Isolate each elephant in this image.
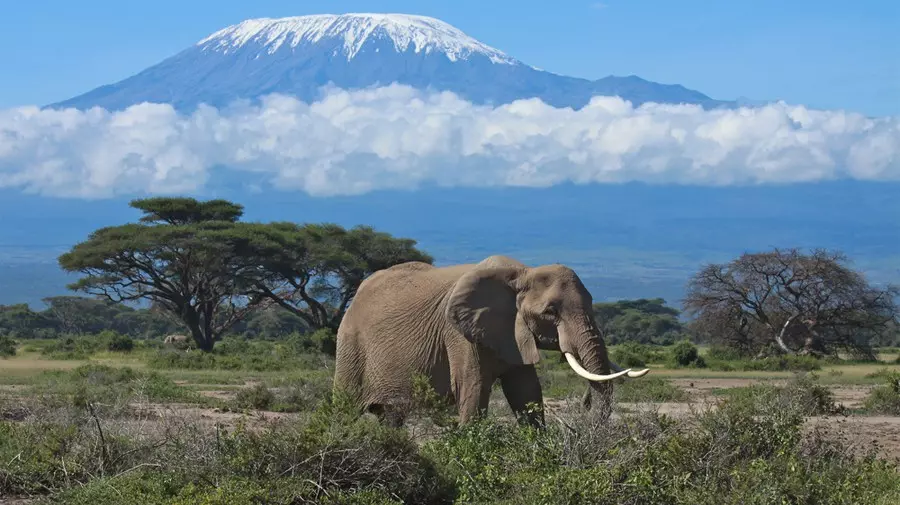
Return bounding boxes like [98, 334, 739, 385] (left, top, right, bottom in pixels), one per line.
[163, 334, 190, 348]
[332, 255, 649, 427]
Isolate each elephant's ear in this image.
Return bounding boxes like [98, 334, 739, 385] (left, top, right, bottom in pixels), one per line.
[445, 267, 541, 366]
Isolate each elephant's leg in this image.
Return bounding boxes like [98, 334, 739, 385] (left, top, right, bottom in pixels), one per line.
[454, 377, 494, 424]
[500, 365, 545, 428]
[447, 336, 504, 424]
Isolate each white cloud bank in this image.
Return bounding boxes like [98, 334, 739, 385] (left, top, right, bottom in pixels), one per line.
[0, 85, 897, 198]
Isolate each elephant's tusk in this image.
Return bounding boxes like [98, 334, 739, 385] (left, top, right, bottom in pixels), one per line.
[609, 360, 651, 378]
[564, 353, 631, 382]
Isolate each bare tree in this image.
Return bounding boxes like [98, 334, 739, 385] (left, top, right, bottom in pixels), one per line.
[684, 248, 898, 360]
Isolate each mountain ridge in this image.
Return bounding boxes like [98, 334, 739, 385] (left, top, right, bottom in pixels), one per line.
[48, 13, 734, 112]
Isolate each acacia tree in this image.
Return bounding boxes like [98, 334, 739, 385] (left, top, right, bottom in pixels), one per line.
[58, 197, 266, 352]
[683, 248, 899, 359]
[226, 222, 433, 333]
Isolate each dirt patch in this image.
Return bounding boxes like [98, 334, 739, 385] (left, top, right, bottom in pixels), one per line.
[128, 402, 295, 427]
[668, 378, 874, 410]
[830, 386, 873, 410]
[197, 389, 236, 401]
[670, 377, 777, 395]
[806, 415, 900, 462]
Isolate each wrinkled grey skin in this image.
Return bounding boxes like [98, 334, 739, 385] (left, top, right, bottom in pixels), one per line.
[333, 255, 615, 427]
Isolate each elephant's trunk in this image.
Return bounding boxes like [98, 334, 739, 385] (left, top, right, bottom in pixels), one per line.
[558, 314, 649, 413]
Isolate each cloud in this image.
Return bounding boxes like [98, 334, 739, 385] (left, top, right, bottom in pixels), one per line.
[0, 85, 898, 198]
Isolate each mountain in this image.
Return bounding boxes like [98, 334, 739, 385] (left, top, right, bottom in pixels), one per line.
[49, 13, 733, 112]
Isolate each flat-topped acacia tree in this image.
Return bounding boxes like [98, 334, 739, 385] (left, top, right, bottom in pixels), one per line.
[58, 197, 264, 351]
[225, 221, 434, 334]
[58, 196, 434, 352]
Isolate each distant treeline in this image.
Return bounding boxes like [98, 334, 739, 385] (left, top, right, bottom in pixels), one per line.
[0, 296, 309, 340]
[0, 294, 686, 345]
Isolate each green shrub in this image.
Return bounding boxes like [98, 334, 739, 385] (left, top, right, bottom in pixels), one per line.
[422, 387, 898, 505]
[269, 374, 334, 413]
[610, 342, 665, 367]
[40, 335, 104, 360]
[717, 373, 842, 416]
[4, 367, 900, 504]
[231, 383, 275, 410]
[31, 364, 201, 409]
[226, 374, 335, 414]
[705, 344, 744, 361]
[101, 331, 134, 352]
[147, 337, 332, 372]
[863, 370, 900, 415]
[1, 394, 454, 503]
[669, 339, 706, 368]
[0, 335, 16, 357]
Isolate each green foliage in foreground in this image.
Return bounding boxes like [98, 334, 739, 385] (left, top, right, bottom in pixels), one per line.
[1, 377, 898, 504]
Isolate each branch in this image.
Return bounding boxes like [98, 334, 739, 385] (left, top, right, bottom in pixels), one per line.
[775, 314, 800, 354]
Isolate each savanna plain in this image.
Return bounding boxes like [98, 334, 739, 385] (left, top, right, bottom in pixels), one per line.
[2, 335, 900, 504]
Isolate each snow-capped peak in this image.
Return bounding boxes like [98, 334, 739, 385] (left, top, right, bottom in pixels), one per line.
[197, 13, 520, 65]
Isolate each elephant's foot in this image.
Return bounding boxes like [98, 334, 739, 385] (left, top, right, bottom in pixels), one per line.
[366, 403, 406, 428]
[513, 405, 546, 429]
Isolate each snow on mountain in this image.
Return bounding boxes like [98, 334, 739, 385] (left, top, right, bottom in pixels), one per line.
[49, 13, 733, 112]
[196, 14, 520, 65]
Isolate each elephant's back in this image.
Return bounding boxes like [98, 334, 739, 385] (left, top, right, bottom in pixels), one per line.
[347, 262, 473, 324]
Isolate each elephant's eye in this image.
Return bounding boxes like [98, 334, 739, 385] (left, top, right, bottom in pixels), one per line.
[541, 304, 559, 317]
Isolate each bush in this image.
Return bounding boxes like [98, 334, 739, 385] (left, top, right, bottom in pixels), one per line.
[3, 387, 899, 504]
[232, 383, 276, 410]
[669, 339, 706, 368]
[0, 335, 16, 357]
[147, 347, 328, 372]
[421, 385, 897, 505]
[1, 393, 455, 503]
[610, 341, 665, 367]
[706, 354, 822, 372]
[40, 335, 105, 360]
[101, 331, 134, 352]
[863, 370, 900, 415]
[30, 364, 202, 410]
[718, 373, 842, 417]
[705, 344, 744, 361]
[285, 328, 338, 356]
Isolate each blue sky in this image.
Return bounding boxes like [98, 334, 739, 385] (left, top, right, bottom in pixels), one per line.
[1, 0, 897, 116]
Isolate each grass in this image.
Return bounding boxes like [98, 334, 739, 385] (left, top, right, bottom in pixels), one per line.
[2, 340, 900, 503]
[3, 381, 898, 504]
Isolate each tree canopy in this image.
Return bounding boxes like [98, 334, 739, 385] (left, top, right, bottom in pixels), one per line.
[57, 197, 432, 351]
[58, 197, 261, 351]
[683, 248, 899, 359]
[225, 221, 433, 332]
[592, 298, 687, 345]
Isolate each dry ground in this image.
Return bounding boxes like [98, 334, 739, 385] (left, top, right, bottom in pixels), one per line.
[3, 356, 900, 485]
[164, 375, 900, 462]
